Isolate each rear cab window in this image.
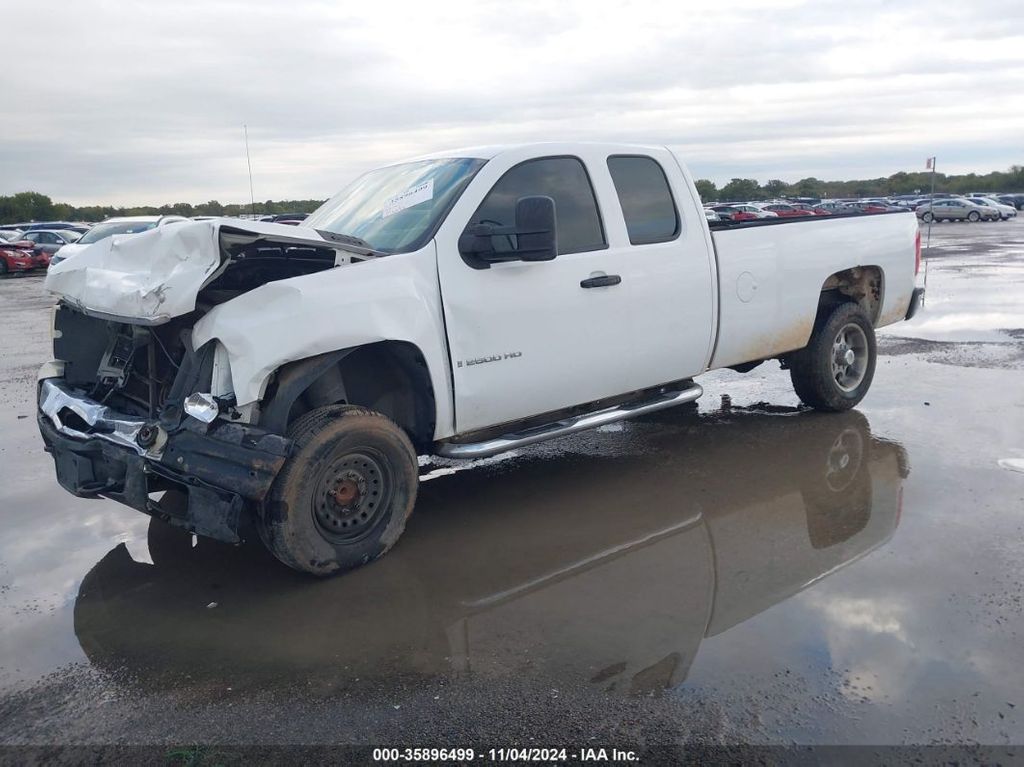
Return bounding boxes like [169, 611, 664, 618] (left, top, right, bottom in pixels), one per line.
[607, 155, 680, 245]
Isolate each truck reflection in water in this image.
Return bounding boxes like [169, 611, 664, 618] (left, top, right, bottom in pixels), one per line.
[73, 408, 908, 696]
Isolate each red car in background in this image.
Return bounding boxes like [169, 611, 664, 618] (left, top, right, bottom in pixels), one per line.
[756, 203, 814, 218]
[790, 203, 832, 216]
[846, 201, 890, 214]
[0, 240, 50, 275]
[709, 205, 759, 221]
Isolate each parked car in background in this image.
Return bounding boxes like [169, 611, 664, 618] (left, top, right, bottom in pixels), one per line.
[14, 221, 85, 234]
[755, 203, 813, 218]
[845, 201, 892, 214]
[917, 198, 1000, 222]
[48, 215, 188, 266]
[892, 198, 929, 211]
[790, 203, 832, 216]
[994, 194, 1024, 210]
[814, 201, 855, 214]
[269, 213, 309, 225]
[967, 197, 1017, 220]
[860, 199, 910, 212]
[729, 204, 778, 219]
[708, 205, 759, 221]
[0, 239, 48, 274]
[20, 229, 81, 256]
[704, 208, 721, 222]
[0, 229, 25, 243]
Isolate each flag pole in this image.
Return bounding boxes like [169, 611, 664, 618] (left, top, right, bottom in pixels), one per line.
[926, 156, 936, 252]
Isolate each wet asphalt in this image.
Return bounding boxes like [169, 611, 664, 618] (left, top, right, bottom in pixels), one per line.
[0, 218, 1022, 750]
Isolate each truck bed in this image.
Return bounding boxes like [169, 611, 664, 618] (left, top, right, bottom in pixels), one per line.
[707, 210, 919, 370]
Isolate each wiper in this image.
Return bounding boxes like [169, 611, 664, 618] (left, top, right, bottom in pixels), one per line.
[314, 230, 384, 257]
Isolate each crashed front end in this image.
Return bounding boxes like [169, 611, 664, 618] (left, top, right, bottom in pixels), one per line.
[37, 308, 291, 542]
[36, 219, 345, 542]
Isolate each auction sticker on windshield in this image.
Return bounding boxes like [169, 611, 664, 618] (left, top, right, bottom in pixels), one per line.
[383, 179, 434, 218]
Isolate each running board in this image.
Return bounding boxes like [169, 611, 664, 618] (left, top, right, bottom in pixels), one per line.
[436, 384, 703, 460]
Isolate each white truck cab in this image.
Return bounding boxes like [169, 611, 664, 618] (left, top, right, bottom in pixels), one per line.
[38, 142, 924, 575]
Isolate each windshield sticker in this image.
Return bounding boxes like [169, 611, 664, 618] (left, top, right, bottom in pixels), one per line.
[382, 179, 434, 218]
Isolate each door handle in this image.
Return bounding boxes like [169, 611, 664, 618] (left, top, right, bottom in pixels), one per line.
[580, 274, 621, 289]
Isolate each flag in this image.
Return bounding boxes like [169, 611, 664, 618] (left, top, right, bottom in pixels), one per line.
[926, 157, 935, 170]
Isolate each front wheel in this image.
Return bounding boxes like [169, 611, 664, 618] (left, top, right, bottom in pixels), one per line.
[920, 211, 934, 223]
[967, 211, 981, 222]
[788, 302, 877, 411]
[258, 405, 419, 576]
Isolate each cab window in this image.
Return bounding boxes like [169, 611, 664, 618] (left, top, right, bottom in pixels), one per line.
[470, 157, 606, 255]
[607, 155, 680, 245]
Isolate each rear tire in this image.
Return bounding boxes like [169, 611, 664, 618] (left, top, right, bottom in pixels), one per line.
[258, 405, 419, 576]
[788, 302, 877, 412]
[968, 211, 980, 222]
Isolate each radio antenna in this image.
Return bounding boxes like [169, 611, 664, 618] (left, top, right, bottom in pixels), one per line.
[244, 124, 256, 219]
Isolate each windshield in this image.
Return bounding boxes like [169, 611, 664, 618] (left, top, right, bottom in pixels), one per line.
[78, 221, 157, 244]
[304, 157, 486, 254]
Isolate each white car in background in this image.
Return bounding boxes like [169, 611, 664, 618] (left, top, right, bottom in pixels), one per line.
[730, 203, 778, 219]
[49, 215, 189, 267]
[967, 197, 1017, 220]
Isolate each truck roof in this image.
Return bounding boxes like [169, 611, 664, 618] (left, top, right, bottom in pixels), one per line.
[410, 141, 673, 163]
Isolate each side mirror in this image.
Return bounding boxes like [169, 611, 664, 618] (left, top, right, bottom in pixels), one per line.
[458, 195, 557, 267]
[513, 195, 557, 262]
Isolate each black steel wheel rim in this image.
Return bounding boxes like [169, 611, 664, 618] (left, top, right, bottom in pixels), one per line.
[311, 447, 393, 543]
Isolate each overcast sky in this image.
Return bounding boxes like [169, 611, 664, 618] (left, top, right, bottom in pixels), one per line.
[3, 0, 1022, 205]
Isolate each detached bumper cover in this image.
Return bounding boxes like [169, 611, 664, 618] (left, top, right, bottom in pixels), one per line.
[37, 378, 291, 543]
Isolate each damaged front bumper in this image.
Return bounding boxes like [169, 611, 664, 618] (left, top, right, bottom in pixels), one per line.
[37, 377, 291, 543]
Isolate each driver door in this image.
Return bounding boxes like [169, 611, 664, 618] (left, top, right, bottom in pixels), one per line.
[436, 155, 637, 435]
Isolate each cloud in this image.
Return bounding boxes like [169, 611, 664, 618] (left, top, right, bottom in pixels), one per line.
[1, 0, 1021, 204]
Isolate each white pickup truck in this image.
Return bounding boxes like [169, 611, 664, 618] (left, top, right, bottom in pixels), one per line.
[38, 142, 924, 575]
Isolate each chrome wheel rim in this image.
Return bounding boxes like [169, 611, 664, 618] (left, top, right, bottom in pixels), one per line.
[831, 323, 869, 392]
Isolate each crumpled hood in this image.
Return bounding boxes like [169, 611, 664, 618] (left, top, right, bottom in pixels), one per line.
[44, 219, 335, 323]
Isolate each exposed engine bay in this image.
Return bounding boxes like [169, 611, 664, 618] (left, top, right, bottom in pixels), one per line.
[51, 227, 358, 419]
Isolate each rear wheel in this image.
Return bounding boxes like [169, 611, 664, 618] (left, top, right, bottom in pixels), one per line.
[258, 405, 419, 576]
[967, 211, 980, 222]
[788, 302, 877, 412]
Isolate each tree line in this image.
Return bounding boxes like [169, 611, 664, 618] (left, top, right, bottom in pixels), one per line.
[0, 192, 326, 225]
[695, 165, 1024, 203]
[2, 164, 1023, 223]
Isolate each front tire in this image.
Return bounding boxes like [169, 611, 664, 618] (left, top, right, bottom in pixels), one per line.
[259, 405, 418, 576]
[920, 211, 934, 223]
[788, 302, 877, 412]
[968, 211, 981, 222]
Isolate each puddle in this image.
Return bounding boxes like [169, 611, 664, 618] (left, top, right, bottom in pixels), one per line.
[65, 409, 905, 696]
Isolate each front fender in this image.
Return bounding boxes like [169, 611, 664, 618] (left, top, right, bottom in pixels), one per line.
[191, 243, 455, 439]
